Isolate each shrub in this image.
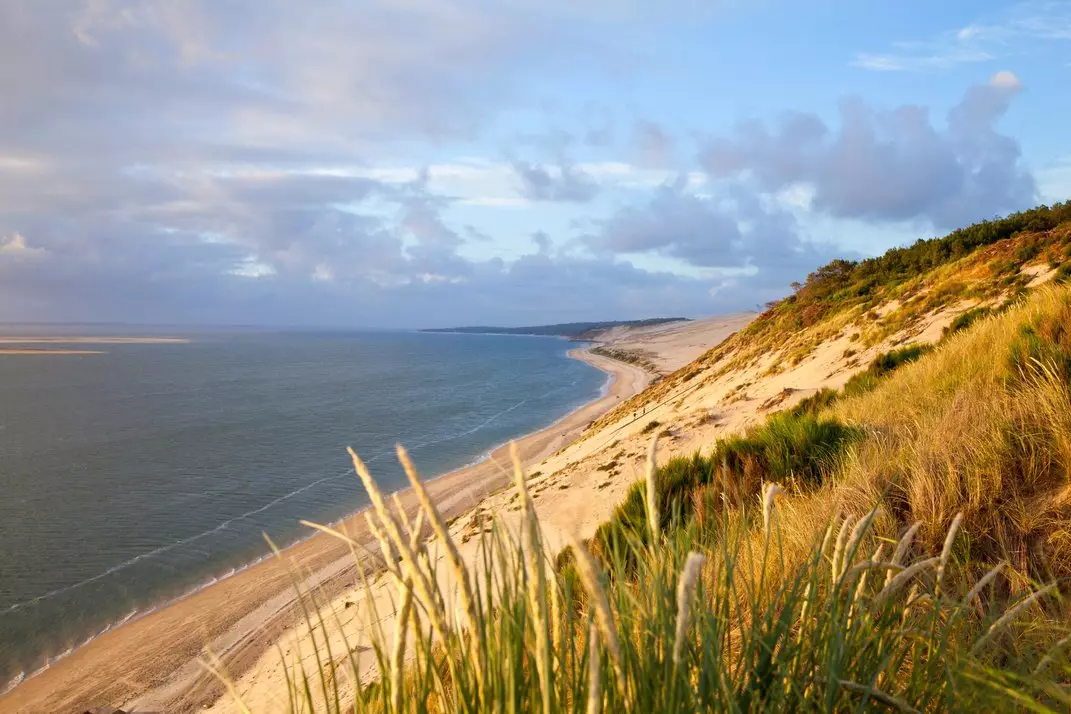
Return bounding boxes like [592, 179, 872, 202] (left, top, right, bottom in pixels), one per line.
[945, 306, 991, 337]
[843, 344, 932, 398]
[242, 448, 1071, 714]
[1008, 293, 1071, 383]
[640, 419, 661, 434]
[789, 387, 838, 417]
[711, 411, 861, 489]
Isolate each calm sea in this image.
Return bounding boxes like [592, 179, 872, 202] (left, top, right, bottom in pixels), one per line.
[0, 330, 605, 687]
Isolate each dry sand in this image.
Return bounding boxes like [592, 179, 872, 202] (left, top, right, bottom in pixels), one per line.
[0, 337, 188, 344]
[78, 274, 1056, 713]
[591, 313, 755, 374]
[0, 348, 651, 714]
[0, 349, 103, 355]
[197, 298, 985, 713]
[1, 297, 981, 713]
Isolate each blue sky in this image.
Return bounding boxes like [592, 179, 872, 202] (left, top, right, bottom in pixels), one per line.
[0, 0, 1068, 327]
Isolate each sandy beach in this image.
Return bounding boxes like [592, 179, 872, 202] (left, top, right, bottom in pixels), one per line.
[0, 337, 189, 344]
[0, 348, 651, 714]
[0, 349, 104, 355]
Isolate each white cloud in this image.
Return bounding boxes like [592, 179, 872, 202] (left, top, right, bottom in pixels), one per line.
[0, 233, 46, 258]
[990, 69, 1022, 89]
[853, 45, 992, 72]
[457, 197, 532, 207]
[854, 2, 1071, 73]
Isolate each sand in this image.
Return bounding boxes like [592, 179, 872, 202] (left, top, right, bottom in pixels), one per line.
[1, 301, 970, 713]
[15, 278, 1043, 713]
[591, 313, 755, 374]
[0, 337, 188, 344]
[0, 349, 103, 355]
[0, 348, 651, 714]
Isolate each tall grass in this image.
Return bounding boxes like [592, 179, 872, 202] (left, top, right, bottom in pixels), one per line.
[209, 285, 1071, 713]
[213, 449, 1069, 712]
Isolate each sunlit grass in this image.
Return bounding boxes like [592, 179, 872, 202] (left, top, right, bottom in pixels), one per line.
[209, 286, 1071, 713]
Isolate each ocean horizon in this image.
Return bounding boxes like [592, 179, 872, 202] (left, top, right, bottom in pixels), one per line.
[0, 329, 606, 688]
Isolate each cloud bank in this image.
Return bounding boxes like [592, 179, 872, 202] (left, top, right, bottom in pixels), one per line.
[0, 2, 1041, 327]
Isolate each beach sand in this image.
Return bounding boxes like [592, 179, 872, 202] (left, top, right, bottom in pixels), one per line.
[0, 349, 104, 355]
[0, 348, 651, 714]
[0, 337, 188, 344]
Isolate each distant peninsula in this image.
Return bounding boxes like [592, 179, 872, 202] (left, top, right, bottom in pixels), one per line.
[421, 317, 689, 340]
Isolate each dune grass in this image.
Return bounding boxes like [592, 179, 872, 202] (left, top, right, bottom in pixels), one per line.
[210, 286, 1071, 713]
[212, 448, 1070, 713]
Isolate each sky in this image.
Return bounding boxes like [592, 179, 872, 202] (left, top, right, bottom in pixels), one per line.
[1, 1, 1069, 328]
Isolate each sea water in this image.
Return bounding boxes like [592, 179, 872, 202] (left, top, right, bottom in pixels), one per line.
[0, 329, 605, 687]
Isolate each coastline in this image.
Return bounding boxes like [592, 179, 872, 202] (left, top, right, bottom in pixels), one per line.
[0, 347, 651, 714]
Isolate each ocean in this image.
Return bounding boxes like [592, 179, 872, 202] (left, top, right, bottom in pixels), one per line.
[0, 330, 606, 688]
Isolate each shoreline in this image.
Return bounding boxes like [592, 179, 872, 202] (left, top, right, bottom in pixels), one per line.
[0, 347, 651, 714]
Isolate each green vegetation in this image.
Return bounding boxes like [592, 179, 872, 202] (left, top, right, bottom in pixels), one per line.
[1007, 291, 1071, 384]
[591, 345, 659, 373]
[786, 344, 933, 419]
[772, 201, 1071, 331]
[640, 419, 662, 434]
[592, 203, 1071, 433]
[711, 411, 861, 487]
[224, 286, 1071, 713]
[841, 344, 932, 398]
[210, 209, 1071, 712]
[944, 306, 992, 336]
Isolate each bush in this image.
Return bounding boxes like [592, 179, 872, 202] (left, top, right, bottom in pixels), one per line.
[843, 344, 932, 398]
[640, 419, 661, 434]
[711, 411, 861, 489]
[789, 387, 839, 417]
[1008, 293, 1071, 383]
[592, 454, 712, 560]
[945, 306, 991, 337]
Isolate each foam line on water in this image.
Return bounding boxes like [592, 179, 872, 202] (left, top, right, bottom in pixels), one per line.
[1, 355, 605, 695]
[1, 449, 384, 616]
[0, 399, 534, 615]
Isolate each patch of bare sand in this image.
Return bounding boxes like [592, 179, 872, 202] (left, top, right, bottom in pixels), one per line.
[0, 337, 188, 344]
[0, 349, 103, 355]
[592, 312, 756, 374]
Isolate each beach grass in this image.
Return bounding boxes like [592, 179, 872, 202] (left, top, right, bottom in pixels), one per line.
[211, 450, 1070, 712]
[209, 285, 1071, 713]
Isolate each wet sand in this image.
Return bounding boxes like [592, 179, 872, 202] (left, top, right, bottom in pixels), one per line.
[0, 348, 651, 714]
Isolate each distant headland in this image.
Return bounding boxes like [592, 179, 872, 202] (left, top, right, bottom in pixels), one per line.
[421, 317, 690, 340]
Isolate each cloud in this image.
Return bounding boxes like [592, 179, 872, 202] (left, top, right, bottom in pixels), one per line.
[854, 2, 1071, 72]
[583, 177, 846, 296]
[853, 45, 992, 73]
[0, 233, 46, 259]
[0, 2, 1048, 328]
[633, 121, 676, 168]
[511, 161, 599, 202]
[699, 73, 1037, 229]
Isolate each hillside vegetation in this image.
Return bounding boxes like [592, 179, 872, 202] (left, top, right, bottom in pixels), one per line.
[216, 203, 1071, 712]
